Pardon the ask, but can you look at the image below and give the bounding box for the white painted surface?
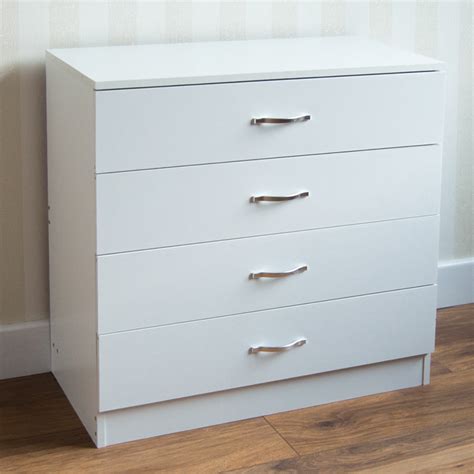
[97,146,441,254]
[99,286,435,411]
[0,320,50,380]
[46,36,443,90]
[95,72,445,173]
[437,1,472,262]
[437,258,474,308]
[45,36,445,447]
[46,56,99,445]
[422,354,431,385]
[98,217,439,333]
[98,356,424,447]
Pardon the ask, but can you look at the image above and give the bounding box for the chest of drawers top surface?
[47,35,443,89]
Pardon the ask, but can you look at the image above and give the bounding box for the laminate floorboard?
[1,304,472,473]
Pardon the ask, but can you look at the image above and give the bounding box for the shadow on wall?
[0,62,50,325]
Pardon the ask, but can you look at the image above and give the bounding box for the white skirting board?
[0,320,50,380]
[437,258,474,308]
[1,260,472,380]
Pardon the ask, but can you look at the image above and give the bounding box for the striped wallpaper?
[0,0,472,324]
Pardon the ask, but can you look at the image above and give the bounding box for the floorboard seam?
[263,416,300,458]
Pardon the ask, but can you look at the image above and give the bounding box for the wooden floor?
[1,304,473,473]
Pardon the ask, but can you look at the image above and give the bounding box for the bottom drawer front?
[99,286,436,412]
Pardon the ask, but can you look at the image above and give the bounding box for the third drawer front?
[99,285,436,411]
[96,146,441,254]
[97,216,439,333]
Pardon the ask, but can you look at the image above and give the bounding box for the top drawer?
[95,72,445,173]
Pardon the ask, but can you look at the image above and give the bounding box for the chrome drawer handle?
[249,265,308,280]
[250,115,311,125]
[249,338,307,354]
[250,191,309,203]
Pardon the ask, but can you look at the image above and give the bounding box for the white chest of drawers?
[46,37,445,447]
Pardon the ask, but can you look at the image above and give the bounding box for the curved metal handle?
[249,265,308,280]
[249,338,307,354]
[250,191,309,203]
[250,115,311,125]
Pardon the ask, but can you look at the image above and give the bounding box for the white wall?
[1,0,472,325]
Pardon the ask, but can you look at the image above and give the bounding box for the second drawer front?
[99,286,436,411]
[97,146,441,254]
[97,216,438,333]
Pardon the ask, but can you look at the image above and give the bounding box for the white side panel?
[98,356,424,447]
[99,286,436,411]
[97,146,442,254]
[95,72,445,172]
[98,216,439,333]
[46,57,98,443]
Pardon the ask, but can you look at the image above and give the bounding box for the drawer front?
[97,216,438,333]
[97,146,441,254]
[99,286,436,411]
[96,72,445,173]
